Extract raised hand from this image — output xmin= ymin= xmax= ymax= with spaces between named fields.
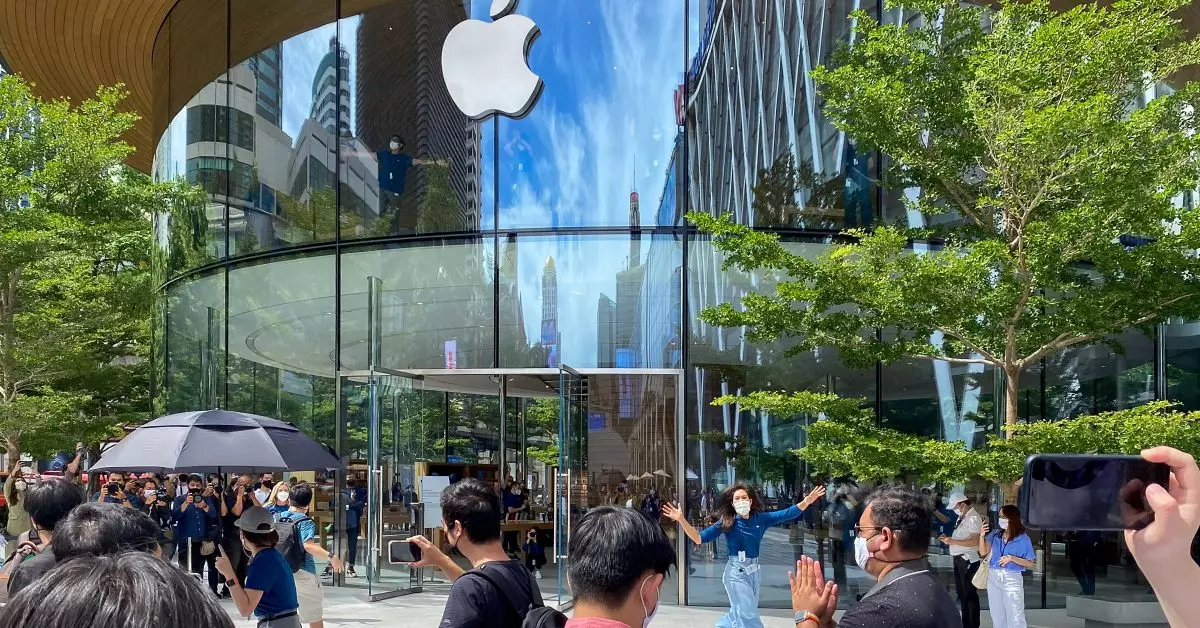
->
xmin=661 ymin=502 xmax=685 ymax=522
xmin=1126 ymin=447 xmax=1200 ymax=567
xmin=789 ymin=556 xmax=837 ymax=625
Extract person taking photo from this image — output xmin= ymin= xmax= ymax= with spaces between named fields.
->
xmin=173 ymin=474 xmax=220 ymax=596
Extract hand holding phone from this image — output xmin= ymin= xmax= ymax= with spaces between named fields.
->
xmin=1022 ymin=454 xmax=1170 ymax=530
xmin=388 ymin=539 xmax=424 ymax=565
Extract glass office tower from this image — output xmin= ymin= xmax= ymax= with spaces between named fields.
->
xmin=150 ymin=0 xmax=1198 ymax=609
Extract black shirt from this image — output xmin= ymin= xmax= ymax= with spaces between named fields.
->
xmin=439 ymin=559 xmax=543 ymax=628
xmin=8 ymin=550 xmax=57 ymax=597
xmin=839 ymin=559 xmax=962 ymax=628
xmin=224 ymin=489 xmax=256 ymax=534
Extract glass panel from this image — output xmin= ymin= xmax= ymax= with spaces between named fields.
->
xmin=1045 ymin=331 xmax=1155 ymax=420
xmin=339 ymin=1 xmax=484 ymax=238
xmin=229 ymin=2 xmax=337 ymax=253
xmin=339 ymin=239 xmax=496 ymax=371
xmin=1166 ymin=320 xmax=1200 ymax=410
xmin=226 ymin=254 xmax=336 ymax=445
xmin=554 ymin=367 xmax=586 ymax=606
xmin=367 ymin=372 xmax=424 ymax=598
xmin=163 ymin=270 xmax=227 ymax=412
xmin=499 ymin=233 xmax=683 ymax=368
xmin=497 ymin=1 xmax=686 ymax=228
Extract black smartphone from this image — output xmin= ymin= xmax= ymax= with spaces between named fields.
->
xmin=1021 ymin=454 xmax=1170 ymax=531
xmin=387 ymin=540 xmax=422 ymax=564
xmin=107 ymin=482 xmax=120 ymax=495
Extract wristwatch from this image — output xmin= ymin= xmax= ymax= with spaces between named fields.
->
xmin=225 ymin=578 xmax=238 ymax=589
xmin=795 ymin=610 xmax=821 ymax=625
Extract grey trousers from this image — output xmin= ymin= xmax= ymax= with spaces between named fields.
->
xmin=257 ymin=614 xmax=302 ymax=628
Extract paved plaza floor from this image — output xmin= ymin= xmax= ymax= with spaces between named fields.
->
xmin=220 ymin=582 xmax=1085 ymax=627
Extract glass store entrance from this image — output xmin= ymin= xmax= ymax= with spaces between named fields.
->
xmin=336 ymin=367 xmax=684 ymax=606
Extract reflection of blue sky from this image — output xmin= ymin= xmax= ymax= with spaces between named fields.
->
xmin=280 ymin=23 xmax=338 ymax=140
xmin=495 ymin=0 xmax=686 ymax=365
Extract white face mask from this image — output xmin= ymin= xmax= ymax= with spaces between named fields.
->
xmin=998 ymin=518 xmax=1009 ymax=530
xmin=277 ymin=491 xmax=290 ymax=503
xmin=638 ymin=574 xmax=660 ymax=627
xmin=14 ymin=481 xmax=26 ymax=491
xmin=144 ymin=489 xmax=156 ymax=498
xmin=389 ymin=141 xmax=401 ymax=151
xmin=733 ymin=501 xmax=751 ymax=517
xmin=854 ymin=535 xmax=872 ymax=569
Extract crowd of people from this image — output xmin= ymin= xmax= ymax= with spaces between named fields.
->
xmin=0 ymin=445 xmax=1196 ymax=628
xmin=0 ymin=469 xmax=346 ymax=628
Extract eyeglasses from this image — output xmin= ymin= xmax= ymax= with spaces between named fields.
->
xmin=853 ymin=524 xmax=882 ymax=537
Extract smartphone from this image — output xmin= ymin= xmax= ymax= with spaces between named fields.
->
xmin=1021 ymin=454 xmax=1170 ymax=531
xmin=387 ymin=540 xmax=422 ymax=564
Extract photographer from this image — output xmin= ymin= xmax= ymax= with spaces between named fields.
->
xmin=172 ymin=474 xmax=220 ymax=596
xmin=137 ymin=477 xmax=172 ymax=531
xmin=523 ymin=527 xmax=547 ymax=580
xmin=93 ymin=472 xmax=134 ymax=509
xmin=5 ymin=478 xmax=86 ymax=597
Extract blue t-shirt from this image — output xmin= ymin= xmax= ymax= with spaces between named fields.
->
xmin=268 ymin=504 xmax=290 ymax=517
xmin=244 ymin=548 xmax=299 ymax=618
xmin=988 ymin=531 xmax=1036 ymax=572
xmin=378 ymin=151 xmax=414 ymax=194
xmin=698 ymin=505 xmax=803 ymax=559
xmin=277 ymin=511 xmax=318 ymax=574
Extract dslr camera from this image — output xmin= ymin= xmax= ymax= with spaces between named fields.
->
xmin=107 ymin=482 xmax=121 ymax=495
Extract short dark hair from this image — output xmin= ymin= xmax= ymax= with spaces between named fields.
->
xmin=866 ymin=487 xmax=933 ymax=553
xmin=567 ymin=507 xmax=676 ymax=606
xmin=440 ymin=478 xmax=501 ymax=543
xmin=52 ymin=503 xmax=162 ymax=561
xmin=25 ymin=479 xmax=85 ymax=531
xmin=289 ymin=482 xmax=314 ymax=508
xmin=3 ymin=552 xmax=234 ymax=628
xmin=241 ymin=530 xmax=279 ymax=548
xmin=187 ymin=474 xmax=204 ymax=484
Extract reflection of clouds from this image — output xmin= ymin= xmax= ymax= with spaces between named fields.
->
xmin=500 ymin=0 xmax=684 ymax=363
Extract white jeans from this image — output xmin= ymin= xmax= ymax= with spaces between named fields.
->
xmin=987 ymin=569 xmax=1027 ymax=628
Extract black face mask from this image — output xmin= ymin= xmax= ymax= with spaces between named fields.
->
xmin=262 ymin=480 xmax=275 ymax=489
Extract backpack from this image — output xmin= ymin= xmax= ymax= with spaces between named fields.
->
xmin=275 ymin=514 xmax=311 ymax=573
xmin=469 ymin=564 xmax=567 ymax=628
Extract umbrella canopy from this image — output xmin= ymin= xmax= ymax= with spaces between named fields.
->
xmin=625 ymin=474 xmax=638 ymax=482
xmin=91 ymin=410 xmax=341 ymax=474
xmin=639 ymin=472 xmax=654 ymax=480
xmin=685 ymin=469 xmax=699 ymax=480
xmin=653 ymin=469 xmax=671 ymax=478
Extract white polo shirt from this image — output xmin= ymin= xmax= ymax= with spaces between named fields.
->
xmin=949 ymin=507 xmax=982 ymax=562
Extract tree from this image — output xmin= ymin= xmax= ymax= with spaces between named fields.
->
xmin=690 ymin=0 xmax=1200 ymax=436
xmin=0 ymin=75 xmax=175 ymax=459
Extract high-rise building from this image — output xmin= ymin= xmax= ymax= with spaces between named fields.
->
xmin=251 ymin=45 xmax=282 ymax=127
xmin=597 ymin=294 xmax=616 ymax=368
xmin=354 ymin=1 xmax=481 ymax=233
xmin=310 ymin=37 xmax=350 ymax=137
xmin=541 ymin=256 xmax=559 ymax=367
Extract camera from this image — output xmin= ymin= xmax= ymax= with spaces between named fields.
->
xmin=107 ymin=482 xmax=120 ymax=495
xmin=189 ymin=488 xmax=203 ymax=500
xmin=156 ymin=488 xmax=168 ymax=501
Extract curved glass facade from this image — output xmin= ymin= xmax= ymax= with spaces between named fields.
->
xmin=152 ymin=0 xmax=1198 ymax=610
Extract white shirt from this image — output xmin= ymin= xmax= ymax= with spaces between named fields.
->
xmin=253 ymin=488 xmax=271 ymax=505
xmin=949 ymin=508 xmax=982 ymax=562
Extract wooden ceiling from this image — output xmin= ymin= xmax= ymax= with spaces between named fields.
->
xmin=0 ymin=0 xmax=1196 ymax=173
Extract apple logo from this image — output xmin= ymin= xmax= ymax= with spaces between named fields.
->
xmin=442 ymin=0 xmax=544 ymax=120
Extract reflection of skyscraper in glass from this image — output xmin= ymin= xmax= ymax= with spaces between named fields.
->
xmin=311 ymin=37 xmax=350 ymax=137
xmin=499 ymin=234 xmax=527 ymax=353
xmin=616 ymin=181 xmax=647 ymax=367
xmin=597 ymin=294 xmax=616 ymax=368
xmin=353 ymin=2 xmax=481 ymax=232
xmin=251 ymin=45 xmax=282 ymax=127
xmin=541 ymin=257 xmax=559 ymax=367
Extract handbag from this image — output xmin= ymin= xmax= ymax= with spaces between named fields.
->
xmin=200 ymin=540 xmax=216 ymax=556
xmin=971 ymin=559 xmax=989 ymax=589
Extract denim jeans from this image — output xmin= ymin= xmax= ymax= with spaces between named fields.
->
xmin=716 ymin=558 xmax=762 ymax=628
xmin=987 ymin=569 xmax=1028 ymax=628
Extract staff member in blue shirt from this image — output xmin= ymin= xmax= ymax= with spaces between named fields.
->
xmin=665 ymin=482 xmax=826 ymax=628
xmin=173 ymin=474 xmax=221 ymax=596
xmin=217 ymin=506 xmax=301 ymax=627
xmin=979 ymin=505 xmax=1036 ymax=628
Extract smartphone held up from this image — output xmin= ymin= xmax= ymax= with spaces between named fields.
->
xmin=388 ymin=540 xmax=422 ymax=565
xmin=1021 ymin=454 xmax=1170 ymax=531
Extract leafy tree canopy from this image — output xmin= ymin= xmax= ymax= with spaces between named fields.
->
xmin=689 ymin=0 xmax=1200 ymax=433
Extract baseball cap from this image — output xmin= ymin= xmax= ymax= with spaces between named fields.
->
xmin=947 ymin=492 xmax=969 ymax=507
xmin=234 ymin=506 xmax=276 ymax=533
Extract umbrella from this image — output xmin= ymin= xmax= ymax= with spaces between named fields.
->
xmin=639 ymin=472 xmax=654 ymax=480
xmin=91 ymin=410 xmax=341 ymax=474
xmin=625 ymin=474 xmax=638 ymax=482
xmin=685 ymin=469 xmax=699 ymax=480
xmin=653 ymin=469 xmax=671 ymax=478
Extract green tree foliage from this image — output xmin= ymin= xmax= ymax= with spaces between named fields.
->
xmin=0 ymin=75 xmax=183 ymax=458
xmin=690 ymin=0 xmax=1200 ymax=435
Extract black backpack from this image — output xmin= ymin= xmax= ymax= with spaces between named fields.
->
xmin=469 ymin=564 xmax=567 ymax=628
xmin=275 ymin=514 xmax=311 ymax=573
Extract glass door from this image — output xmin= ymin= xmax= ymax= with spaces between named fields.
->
xmin=554 ymin=366 xmax=588 ymax=607
xmin=340 ymin=368 xmax=424 ymax=601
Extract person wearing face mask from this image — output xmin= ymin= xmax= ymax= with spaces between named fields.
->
xmin=502 ymin=482 xmax=528 ymax=557
xmin=563 ymin=506 xmax=677 ymax=628
xmin=939 ymin=493 xmax=983 ymax=628
xmin=4 ymin=462 xmax=33 ymax=540
xmin=377 ymin=134 xmax=449 ymax=235
xmin=405 ymin=479 xmax=543 ymax=627
xmin=267 ymin=482 xmax=292 ymax=516
xmin=664 ymin=481 xmax=826 ymax=628
xmin=978 ymin=505 xmax=1035 ymax=628
xmin=791 ymin=486 xmax=961 ymax=628
xmin=254 ymin=474 xmax=276 ymax=506
xmin=216 ymin=506 xmax=301 ymax=627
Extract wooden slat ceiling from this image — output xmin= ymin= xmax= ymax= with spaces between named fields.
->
xmin=0 ymin=0 xmax=1196 ymax=173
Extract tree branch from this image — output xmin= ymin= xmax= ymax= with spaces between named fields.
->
xmin=933 ymin=327 xmax=1002 ymax=365
xmin=911 ymin=353 xmax=994 ymax=366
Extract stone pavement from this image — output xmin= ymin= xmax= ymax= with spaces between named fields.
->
xmin=220 ymin=584 xmax=1085 ymax=627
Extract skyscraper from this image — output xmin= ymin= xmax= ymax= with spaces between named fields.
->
xmin=311 ymin=37 xmax=350 ymax=137
xmin=252 ymin=45 xmax=282 ymax=127
xmin=541 ymin=256 xmax=559 ymax=367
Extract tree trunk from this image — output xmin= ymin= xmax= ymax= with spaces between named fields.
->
xmin=1003 ymin=366 xmax=1021 ymax=440
xmin=5 ymin=435 xmax=19 ymax=470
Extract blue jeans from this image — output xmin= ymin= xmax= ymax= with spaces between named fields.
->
xmin=716 ymin=558 xmax=762 ymax=628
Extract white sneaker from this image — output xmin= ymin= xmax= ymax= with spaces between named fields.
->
xmin=535 ymin=569 xmax=543 ymax=580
